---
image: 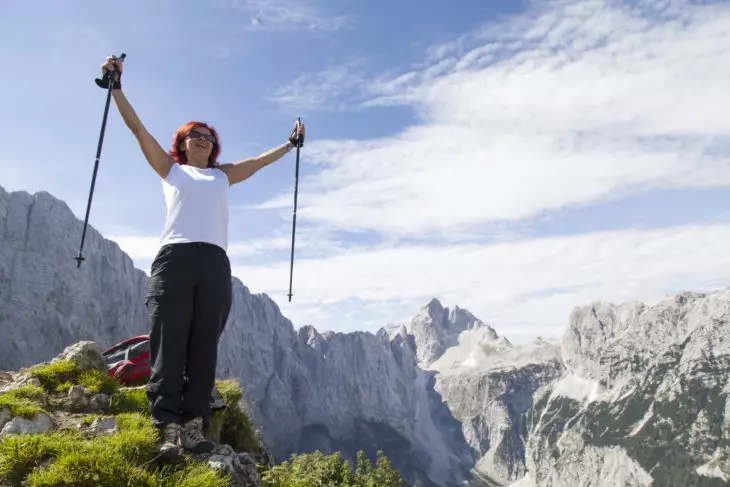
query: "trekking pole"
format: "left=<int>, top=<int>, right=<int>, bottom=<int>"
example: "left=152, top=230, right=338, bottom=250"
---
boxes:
left=287, top=117, right=303, bottom=302
left=75, top=53, right=126, bottom=268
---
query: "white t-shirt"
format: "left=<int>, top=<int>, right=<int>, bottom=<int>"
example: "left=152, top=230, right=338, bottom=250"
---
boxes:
left=159, top=163, right=230, bottom=251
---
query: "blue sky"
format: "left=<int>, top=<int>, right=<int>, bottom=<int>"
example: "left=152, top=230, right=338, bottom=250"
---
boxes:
left=2, top=0, right=730, bottom=343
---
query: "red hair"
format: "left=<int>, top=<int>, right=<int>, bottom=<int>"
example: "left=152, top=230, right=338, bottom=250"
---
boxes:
left=169, top=121, right=221, bottom=168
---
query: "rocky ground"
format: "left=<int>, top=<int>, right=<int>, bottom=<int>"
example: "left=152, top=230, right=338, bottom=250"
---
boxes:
left=0, top=341, right=261, bottom=487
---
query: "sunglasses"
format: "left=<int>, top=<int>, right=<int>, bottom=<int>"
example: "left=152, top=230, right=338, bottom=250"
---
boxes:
left=185, top=130, right=216, bottom=144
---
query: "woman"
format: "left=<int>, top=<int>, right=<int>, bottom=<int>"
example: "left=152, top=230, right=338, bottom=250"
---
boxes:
left=100, top=55, right=305, bottom=460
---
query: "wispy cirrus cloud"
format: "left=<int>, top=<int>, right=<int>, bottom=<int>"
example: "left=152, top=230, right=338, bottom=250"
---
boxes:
left=261, top=0, right=730, bottom=238
left=230, top=0, right=354, bottom=31
left=267, top=62, right=369, bottom=112
left=238, top=0, right=730, bottom=339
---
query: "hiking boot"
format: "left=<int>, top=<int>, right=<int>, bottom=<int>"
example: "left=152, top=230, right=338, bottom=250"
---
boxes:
left=179, top=417, right=215, bottom=454
left=158, top=422, right=181, bottom=460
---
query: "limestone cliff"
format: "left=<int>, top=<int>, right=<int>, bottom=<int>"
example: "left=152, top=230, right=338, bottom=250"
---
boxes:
left=393, top=299, right=565, bottom=485
left=0, top=185, right=148, bottom=371
left=4, top=184, right=729, bottom=487
left=0, top=185, right=474, bottom=487
left=522, top=290, right=730, bottom=486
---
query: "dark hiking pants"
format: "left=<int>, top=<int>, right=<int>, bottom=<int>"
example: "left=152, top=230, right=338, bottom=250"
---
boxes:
left=145, top=242, right=232, bottom=429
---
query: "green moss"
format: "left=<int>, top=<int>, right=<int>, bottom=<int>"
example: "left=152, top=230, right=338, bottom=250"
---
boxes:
left=53, top=382, right=74, bottom=394
left=29, top=361, right=80, bottom=393
left=78, top=369, right=120, bottom=396
left=0, top=385, right=47, bottom=418
left=80, top=415, right=101, bottom=427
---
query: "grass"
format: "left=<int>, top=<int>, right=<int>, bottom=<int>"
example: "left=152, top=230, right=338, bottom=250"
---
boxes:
left=0, top=361, right=239, bottom=486
left=210, top=379, right=264, bottom=458
left=1, top=356, right=409, bottom=487
left=0, top=413, right=232, bottom=486
left=0, top=385, right=47, bottom=418
left=28, top=361, right=119, bottom=396
left=109, top=386, right=148, bottom=415
left=0, top=378, right=237, bottom=486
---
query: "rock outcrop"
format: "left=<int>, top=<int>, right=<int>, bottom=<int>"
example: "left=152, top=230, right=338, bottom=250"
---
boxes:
left=393, top=299, right=566, bottom=485
left=522, top=290, right=730, bottom=487
left=0, top=340, right=261, bottom=486
left=0, top=185, right=148, bottom=371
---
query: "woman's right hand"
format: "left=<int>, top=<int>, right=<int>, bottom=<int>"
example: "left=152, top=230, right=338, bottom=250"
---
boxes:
left=101, top=55, right=123, bottom=77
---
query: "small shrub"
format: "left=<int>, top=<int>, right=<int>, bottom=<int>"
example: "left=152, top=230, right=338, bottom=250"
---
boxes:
left=259, top=450, right=408, bottom=487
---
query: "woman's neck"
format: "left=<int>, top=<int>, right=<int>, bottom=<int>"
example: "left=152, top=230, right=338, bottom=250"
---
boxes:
left=187, top=158, right=208, bottom=169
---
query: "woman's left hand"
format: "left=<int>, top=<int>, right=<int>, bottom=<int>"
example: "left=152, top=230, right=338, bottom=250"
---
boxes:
left=289, top=122, right=306, bottom=148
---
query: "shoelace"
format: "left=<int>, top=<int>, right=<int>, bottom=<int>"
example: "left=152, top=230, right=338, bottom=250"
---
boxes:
left=184, top=423, right=206, bottom=443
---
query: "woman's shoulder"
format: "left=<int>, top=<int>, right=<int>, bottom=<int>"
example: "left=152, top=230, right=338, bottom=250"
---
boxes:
left=210, top=163, right=230, bottom=177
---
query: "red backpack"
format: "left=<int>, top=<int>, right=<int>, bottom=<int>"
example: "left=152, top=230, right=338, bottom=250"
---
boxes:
left=101, top=334, right=227, bottom=411
left=101, top=334, right=152, bottom=385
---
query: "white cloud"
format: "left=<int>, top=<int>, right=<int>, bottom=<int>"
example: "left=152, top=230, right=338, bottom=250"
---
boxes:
left=261, top=0, right=730, bottom=238
left=227, top=226, right=351, bottom=259
left=235, top=223, right=730, bottom=341
left=113, top=0, right=730, bottom=345
left=230, top=0, right=353, bottom=31
left=267, top=63, right=368, bottom=112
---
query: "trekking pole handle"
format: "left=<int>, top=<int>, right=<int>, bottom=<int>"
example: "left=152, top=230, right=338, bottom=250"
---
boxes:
left=292, top=117, right=305, bottom=148
left=95, top=53, right=126, bottom=89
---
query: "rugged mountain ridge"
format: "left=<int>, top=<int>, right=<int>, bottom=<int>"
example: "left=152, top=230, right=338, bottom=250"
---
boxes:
left=521, top=290, right=730, bottom=487
left=214, top=282, right=476, bottom=487
left=4, top=183, right=730, bottom=486
left=0, top=185, right=148, bottom=370
left=0, top=184, right=476, bottom=486
left=391, top=298, right=565, bottom=485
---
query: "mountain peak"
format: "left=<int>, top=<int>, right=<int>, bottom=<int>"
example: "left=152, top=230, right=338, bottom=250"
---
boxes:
left=426, top=297, right=445, bottom=313
left=406, top=299, right=502, bottom=366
